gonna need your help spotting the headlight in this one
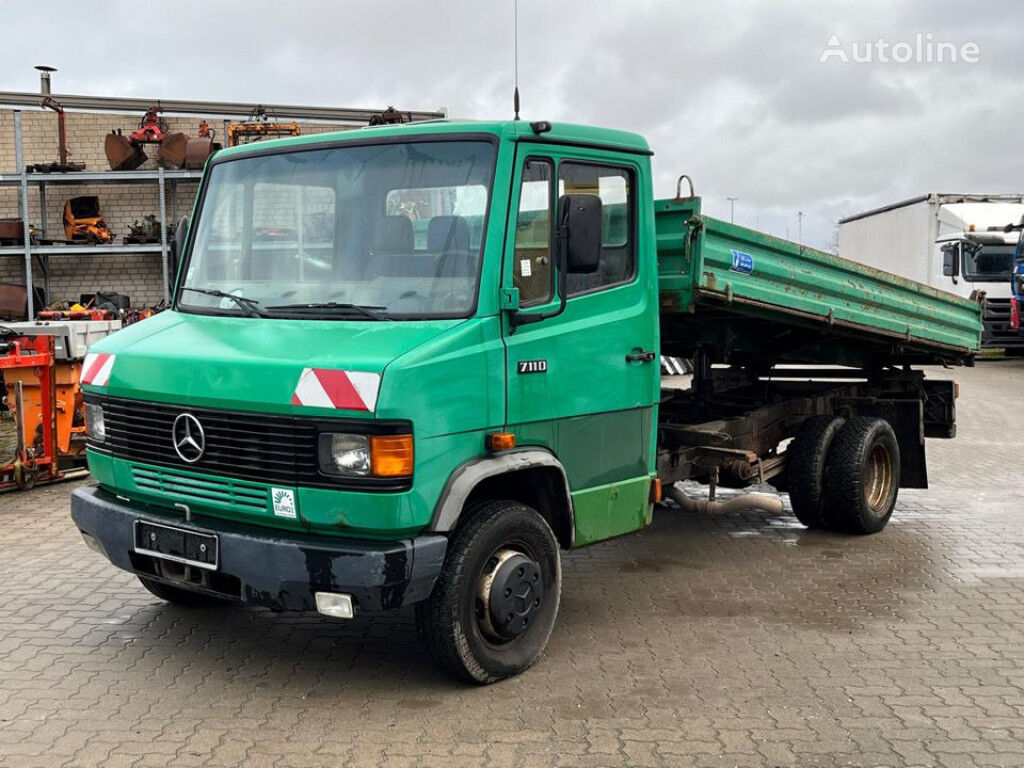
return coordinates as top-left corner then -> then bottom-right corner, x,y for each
318,433 -> 370,476
85,402 -> 105,442
317,432 -> 414,478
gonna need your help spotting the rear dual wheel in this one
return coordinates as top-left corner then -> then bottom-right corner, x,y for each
787,416 -> 846,529
787,416 -> 900,534
825,417 -> 900,534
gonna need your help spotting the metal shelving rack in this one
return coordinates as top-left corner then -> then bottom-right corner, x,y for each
1,110 -> 204,315
0,88 -> 446,318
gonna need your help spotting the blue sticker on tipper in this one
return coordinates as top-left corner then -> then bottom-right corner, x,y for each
730,250 -> 754,274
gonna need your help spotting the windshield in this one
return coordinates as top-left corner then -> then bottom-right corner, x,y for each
962,244 -> 1016,282
178,139 -> 496,319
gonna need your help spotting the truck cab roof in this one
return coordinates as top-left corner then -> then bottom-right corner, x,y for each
213,119 -> 652,160
840,192 -> 1024,225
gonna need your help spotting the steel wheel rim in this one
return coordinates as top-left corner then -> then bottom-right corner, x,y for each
474,540 -> 546,647
863,443 -> 893,512
476,548 -> 523,643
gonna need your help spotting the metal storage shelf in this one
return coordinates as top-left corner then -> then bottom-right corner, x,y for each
2,109 -> 193,313
0,244 -> 164,256
0,169 -> 202,186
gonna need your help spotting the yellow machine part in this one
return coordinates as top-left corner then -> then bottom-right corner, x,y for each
227,122 -> 300,147
63,199 -> 115,244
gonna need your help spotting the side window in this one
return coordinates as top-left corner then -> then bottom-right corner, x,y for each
558,162 -> 634,296
512,159 -> 554,306
385,185 -> 488,251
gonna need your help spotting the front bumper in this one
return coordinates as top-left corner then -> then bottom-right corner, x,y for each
71,485 -> 447,612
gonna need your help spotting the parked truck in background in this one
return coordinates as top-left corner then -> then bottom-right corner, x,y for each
71,120 -> 981,684
838,193 -> 1024,353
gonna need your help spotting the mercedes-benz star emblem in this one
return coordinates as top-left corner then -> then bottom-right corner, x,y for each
172,413 -> 206,464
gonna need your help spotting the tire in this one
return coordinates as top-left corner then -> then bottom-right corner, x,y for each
137,575 -> 229,607
415,500 -> 561,684
786,416 -> 846,529
824,417 -> 900,535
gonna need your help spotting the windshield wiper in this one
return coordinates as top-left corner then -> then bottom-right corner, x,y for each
181,287 -> 267,318
265,302 -> 389,321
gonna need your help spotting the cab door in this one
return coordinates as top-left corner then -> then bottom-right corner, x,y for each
501,146 -> 659,545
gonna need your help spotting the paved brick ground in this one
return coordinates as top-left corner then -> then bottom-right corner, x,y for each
1,361 -> 1022,767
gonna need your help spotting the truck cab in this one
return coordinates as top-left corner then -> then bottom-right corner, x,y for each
72,120 -> 662,681
839,194 -> 1024,352
934,201 -> 1023,349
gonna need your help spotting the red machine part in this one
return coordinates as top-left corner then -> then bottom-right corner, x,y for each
128,107 -> 169,143
1012,298 -> 1020,331
41,96 -> 69,166
0,334 -> 60,490
37,309 -> 117,321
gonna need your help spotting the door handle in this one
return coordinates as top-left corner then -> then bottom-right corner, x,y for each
625,350 -> 657,363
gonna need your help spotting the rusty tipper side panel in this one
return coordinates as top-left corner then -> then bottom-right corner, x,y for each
656,197 -> 982,361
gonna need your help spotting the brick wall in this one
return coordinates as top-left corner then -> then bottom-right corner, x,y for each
0,108 -> 355,308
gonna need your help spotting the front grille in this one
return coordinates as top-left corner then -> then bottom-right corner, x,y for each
985,298 -> 1011,322
96,397 -> 318,487
131,465 -> 268,513
87,395 -> 412,491
982,298 -> 1024,347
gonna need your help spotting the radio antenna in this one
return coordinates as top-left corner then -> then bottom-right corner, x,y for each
513,0 -> 521,120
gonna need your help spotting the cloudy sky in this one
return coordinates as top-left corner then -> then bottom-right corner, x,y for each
2,0 -> 1019,249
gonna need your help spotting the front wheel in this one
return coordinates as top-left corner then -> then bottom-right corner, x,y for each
416,500 -> 561,684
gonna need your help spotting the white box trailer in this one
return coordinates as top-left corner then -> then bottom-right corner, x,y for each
1,319 -> 122,360
838,193 -> 1024,351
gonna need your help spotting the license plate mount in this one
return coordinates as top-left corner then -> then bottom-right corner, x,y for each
134,520 -> 219,571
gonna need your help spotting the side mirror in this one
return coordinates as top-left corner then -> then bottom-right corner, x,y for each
558,193 -> 602,274
940,242 -> 960,277
508,194 -> 603,332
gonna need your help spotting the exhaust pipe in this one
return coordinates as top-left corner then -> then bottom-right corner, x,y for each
35,65 -> 56,95
663,483 -> 784,516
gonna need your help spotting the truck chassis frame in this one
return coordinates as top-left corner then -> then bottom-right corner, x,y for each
656,360 -> 956,494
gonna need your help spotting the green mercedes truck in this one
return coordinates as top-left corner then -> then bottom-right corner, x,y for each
71,119 -> 981,683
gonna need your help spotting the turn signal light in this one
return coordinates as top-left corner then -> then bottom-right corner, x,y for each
370,434 -> 414,477
486,432 -> 516,452
651,478 -> 663,503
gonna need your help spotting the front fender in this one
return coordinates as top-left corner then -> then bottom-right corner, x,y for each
429,448 -> 575,545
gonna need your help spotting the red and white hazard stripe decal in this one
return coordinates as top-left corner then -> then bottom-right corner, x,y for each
291,368 -> 380,412
81,353 -> 116,386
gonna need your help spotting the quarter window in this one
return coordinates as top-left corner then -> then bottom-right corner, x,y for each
512,159 -> 554,306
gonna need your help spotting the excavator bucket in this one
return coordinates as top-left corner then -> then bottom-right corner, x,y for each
157,132 -> 189,168
104,131 -> 146,171
183,137 -> 216,169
